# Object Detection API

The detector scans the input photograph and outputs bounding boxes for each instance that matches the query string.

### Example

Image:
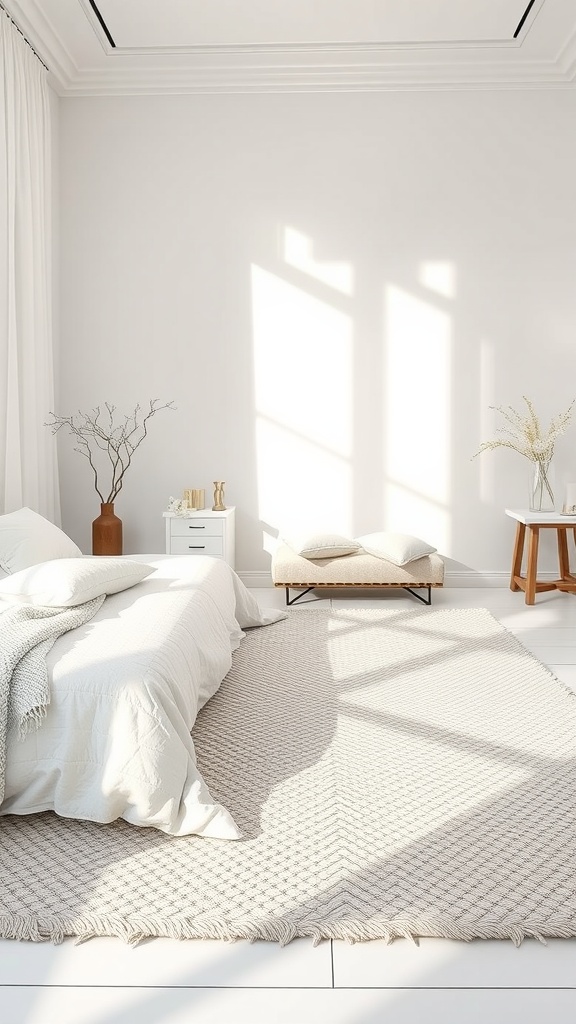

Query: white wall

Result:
[58,90,576,577]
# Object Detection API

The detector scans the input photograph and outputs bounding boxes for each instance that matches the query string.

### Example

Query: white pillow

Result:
[356,532,437,566]
[0,507,81,574]
[283,531,361,559]
[0,557,154,607]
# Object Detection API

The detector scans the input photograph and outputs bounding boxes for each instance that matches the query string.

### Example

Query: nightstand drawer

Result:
[170,518,224,538]
[164,507,235,568]
[170,536,224,556]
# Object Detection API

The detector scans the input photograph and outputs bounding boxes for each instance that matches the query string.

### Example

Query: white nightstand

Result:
[163,508,235,568]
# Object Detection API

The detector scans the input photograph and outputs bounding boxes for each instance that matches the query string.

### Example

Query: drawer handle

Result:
[188,525,205,529]
[189,545,206,550]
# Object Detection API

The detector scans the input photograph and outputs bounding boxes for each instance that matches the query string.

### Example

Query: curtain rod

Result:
[0,1,50,72]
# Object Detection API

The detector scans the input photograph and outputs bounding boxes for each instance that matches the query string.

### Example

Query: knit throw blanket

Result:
[0,597,105,803]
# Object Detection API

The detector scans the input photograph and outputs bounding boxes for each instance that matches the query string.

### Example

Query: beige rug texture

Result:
[1,606,575,946]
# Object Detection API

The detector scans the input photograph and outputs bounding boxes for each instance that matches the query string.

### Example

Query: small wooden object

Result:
[212,481,226,511]
[184,489,205,510]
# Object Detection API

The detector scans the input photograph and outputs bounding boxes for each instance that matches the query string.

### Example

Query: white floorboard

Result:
[2,585,575,1023]
[547,665,576,693]
[332,936,576,988]
[520,645,576,664]
[2,985,575,1024]
[513,627,576,645]
[0,936,332,989]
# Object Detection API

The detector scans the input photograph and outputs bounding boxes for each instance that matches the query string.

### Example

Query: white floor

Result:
[2,586,576,1024]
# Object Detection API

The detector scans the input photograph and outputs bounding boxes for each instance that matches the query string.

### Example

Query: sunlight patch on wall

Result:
[418,260,456,301]
[283,227,354,296]
[385,485,450,553]
[384,284,452,553]
[262,529,278,557]
[252,263,353,538]
[252,265,352,457]
[256,417,352,536]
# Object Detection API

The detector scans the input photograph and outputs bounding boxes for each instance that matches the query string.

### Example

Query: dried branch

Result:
[472,397,574,464]
[45,400,175,504]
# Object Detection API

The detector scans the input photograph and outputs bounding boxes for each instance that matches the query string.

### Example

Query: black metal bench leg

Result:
[286,587,316,606]
[404,586,432,606]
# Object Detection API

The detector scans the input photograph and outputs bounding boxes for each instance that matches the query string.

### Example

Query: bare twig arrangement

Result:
[46,400,175,504]
[473,396,574,505]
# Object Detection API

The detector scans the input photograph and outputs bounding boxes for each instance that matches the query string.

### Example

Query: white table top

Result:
[163,507,235,519]
[505,508,576,525]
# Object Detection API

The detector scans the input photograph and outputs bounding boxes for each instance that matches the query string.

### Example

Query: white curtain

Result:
[0,8,60,521]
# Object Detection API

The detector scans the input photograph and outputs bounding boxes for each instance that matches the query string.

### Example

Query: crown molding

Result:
[6,0,576,95]
[555,21,576,79]
[59,58,573,97]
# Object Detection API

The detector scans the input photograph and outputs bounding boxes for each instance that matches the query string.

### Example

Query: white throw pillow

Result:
[283,531,361,559]
[356,532,437,566]
[0,557,154,607]
[0,507,82,574]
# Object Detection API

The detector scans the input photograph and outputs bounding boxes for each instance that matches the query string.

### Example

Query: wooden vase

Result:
[92,503,123,555]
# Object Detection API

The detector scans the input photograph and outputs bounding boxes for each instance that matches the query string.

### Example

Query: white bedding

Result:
[2,556,284,839]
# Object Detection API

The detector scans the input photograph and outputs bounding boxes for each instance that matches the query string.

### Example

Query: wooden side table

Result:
[506,509,576,605]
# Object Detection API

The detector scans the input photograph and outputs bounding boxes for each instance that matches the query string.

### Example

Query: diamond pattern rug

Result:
[1,606,575,945]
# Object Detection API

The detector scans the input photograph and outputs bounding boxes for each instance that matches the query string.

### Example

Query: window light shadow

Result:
[252,262,354,537]
[384,283,452,553]
[283,226,355,296]
[253,225,458,563]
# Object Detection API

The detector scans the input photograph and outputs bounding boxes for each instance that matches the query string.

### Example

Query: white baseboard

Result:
[237,572,278,588]
[237,570,560,589]
[443,571,558,588]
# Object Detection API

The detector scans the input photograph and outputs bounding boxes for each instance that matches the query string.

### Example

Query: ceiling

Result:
[5,0,576,94]
[92,0,532,49]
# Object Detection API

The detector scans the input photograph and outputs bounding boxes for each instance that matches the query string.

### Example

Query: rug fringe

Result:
[0,913,570,946]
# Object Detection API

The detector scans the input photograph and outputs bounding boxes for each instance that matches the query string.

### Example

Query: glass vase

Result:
[528,459,555,512]
[561,482,576,516]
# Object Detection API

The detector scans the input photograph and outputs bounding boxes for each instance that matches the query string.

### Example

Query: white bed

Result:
[1,555,284,839]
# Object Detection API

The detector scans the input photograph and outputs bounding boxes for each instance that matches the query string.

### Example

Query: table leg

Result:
[510,522,525,592]
[525,526,540,605]
[557,528,570,580]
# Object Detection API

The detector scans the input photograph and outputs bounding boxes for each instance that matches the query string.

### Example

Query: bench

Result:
[271,543,445,606]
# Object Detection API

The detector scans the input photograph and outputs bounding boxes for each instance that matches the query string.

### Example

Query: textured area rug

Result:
[1,607,575,945]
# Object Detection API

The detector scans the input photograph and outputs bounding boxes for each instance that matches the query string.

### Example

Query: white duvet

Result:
[1,556,284,839]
